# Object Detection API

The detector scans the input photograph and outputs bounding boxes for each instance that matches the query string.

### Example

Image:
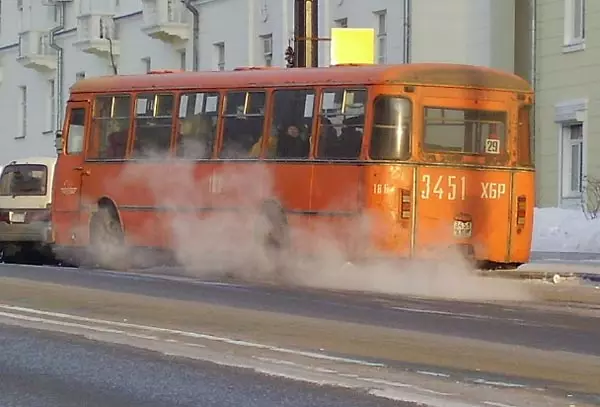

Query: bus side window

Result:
[132,93,175,158]
[369,96,411,160]
[176,92,220,159]
[220,91,266,159]
[66,108,86,155]
[88,95,131,159]
[317,88,366,160]
[263,89,315,159]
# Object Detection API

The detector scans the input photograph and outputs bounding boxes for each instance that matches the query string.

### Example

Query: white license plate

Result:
[10,212,26,223]
[453,220,472,238]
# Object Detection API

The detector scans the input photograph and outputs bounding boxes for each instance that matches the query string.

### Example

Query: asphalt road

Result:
[0,263,599,358]
[0,324,413,407]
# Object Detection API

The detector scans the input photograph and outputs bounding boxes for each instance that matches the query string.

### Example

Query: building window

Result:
[261,34,273,66]
[334,18,348,28]
[47,79,56,132]
[179,50,186,70]
[374,10,387,64]
[215,42,225,71]
[142,57,151,73]
[561,123,584,198]
[17,85,27,139]
[564,0,585,52]
[76,71,85,81]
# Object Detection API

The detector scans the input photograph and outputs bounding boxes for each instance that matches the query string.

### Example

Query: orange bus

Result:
[51,63,534,271]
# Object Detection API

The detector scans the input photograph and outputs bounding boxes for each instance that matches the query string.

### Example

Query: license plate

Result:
[10,212,25,223]
[453,220,472,238]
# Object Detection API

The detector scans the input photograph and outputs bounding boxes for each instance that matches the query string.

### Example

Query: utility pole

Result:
[292,0,319,67]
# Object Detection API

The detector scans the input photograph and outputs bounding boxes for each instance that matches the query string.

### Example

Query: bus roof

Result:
[70,63,533,94]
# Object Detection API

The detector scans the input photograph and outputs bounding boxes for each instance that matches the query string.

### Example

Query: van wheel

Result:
[89,206,129,271]
[257,202,290,282]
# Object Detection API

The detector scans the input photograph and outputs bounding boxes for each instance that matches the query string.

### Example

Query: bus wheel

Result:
[89,206,129,271]
[257,201,290,282]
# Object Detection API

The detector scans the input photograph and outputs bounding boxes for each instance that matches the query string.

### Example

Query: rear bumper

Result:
[0,221,53,244]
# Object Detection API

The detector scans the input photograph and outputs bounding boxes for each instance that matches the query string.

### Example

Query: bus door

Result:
[52,101,91,245]
[414,100,512,262]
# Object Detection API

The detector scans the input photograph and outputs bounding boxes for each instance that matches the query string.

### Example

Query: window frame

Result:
[264,87,317,161]
[218,89,267,160]
[563,0,585,53]
[65,107,87,156]
[86,93,133,161]
[175,90,222,160]
[315,86,368,161]
[560,122,584,199]
[130,92,177,159]
[368,95,412,161]
[422,106,509,158]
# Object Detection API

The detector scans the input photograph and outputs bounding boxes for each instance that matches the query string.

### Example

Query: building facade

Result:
[0,0,525,165]
[534,0,599,209]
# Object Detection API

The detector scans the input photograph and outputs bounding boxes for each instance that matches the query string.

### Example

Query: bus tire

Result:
[89,204,129,271]
[257,201,289,281]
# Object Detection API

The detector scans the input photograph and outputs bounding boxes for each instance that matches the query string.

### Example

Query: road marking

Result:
[390,306,548,327]
[0,304,384,368]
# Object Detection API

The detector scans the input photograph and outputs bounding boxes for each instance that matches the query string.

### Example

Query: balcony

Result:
[17,31,57,73]
[141,0,190,44]
[74,14,120,57]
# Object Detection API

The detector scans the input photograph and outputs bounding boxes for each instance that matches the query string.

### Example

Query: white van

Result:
[0,156,57,263]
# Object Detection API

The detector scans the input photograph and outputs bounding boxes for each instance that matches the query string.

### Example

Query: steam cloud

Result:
[93,142,532,303]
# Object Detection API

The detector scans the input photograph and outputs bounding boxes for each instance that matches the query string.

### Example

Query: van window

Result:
[176,92,220,159]
[220,91,266,159]
[0,164,48,197]
[132,93,175,158]
[317,88,366,160]
[89,95,132,159]
[370,96,411,160]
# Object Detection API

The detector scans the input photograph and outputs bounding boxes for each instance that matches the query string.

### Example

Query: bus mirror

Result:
[55,131,64,154]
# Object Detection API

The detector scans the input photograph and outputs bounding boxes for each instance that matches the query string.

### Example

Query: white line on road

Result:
[0,304,384,368]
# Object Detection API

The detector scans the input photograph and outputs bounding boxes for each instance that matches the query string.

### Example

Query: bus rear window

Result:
[369,96,411,160]
[424,108,507,156]
[0,165,48,197]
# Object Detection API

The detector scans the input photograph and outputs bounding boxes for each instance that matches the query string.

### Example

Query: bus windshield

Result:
[369,96,411,160]
[423,107,507,156]
[0,164,48,197]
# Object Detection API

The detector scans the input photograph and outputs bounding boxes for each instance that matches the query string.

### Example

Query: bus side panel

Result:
[414,166,511,263]
[309,163,362,256]
[509,170,535,263]
[80,161,214,249]
[363,164,413,257]
[268,162,313,253]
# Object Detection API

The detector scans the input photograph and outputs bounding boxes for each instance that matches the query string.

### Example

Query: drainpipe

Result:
[403,0,411,64]
[49,2,65,132]
[530,0,537,93]
[182,0,199,71]
[530,0,537,158]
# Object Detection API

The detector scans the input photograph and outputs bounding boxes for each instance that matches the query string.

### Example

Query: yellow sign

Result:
[330,28,375,66]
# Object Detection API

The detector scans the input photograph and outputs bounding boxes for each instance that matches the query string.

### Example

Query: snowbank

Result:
[533,207,600,253]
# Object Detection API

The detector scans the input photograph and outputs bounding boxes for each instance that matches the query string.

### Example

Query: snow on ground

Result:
[533,207,600,253]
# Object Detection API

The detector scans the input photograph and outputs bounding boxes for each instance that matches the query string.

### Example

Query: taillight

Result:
[0,211,8,223]
[400,189,411,219]
[517,195,526,225]
[26,209,51,222]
